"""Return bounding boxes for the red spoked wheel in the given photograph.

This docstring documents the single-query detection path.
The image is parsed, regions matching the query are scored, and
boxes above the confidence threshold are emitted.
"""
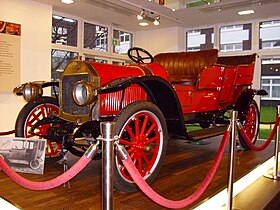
[15,97,62,157]
[114,101,167,193]
[238,99,260,150]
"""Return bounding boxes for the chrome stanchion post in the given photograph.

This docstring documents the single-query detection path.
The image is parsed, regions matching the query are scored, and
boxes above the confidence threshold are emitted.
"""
[98,122,118,210]
[226,110,238,210]
[264,105,280,179]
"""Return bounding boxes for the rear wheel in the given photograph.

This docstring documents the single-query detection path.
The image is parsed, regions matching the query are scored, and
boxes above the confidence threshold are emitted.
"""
[114,101,168,193]
[15,97,62,158]
[238,99,260,150]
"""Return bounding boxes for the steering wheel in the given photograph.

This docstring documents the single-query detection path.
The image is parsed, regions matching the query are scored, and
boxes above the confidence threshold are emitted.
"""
[127,47,154,63]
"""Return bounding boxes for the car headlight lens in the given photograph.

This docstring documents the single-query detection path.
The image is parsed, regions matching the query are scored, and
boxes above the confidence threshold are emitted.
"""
[22,82,43,102]
[73,81,97,106]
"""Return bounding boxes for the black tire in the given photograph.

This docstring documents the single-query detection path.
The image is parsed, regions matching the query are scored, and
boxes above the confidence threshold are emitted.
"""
[15,97,62,158]
[113,101,168,193]
[199,122,210,129]
[238,99,260,150]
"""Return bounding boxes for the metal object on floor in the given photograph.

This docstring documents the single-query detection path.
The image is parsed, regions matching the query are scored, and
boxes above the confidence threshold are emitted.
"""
[264,105,280,180]
[98,122,118,210]
[57,152,71,188]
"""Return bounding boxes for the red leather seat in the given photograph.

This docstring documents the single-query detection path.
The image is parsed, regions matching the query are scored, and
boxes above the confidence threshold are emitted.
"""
[154,49,218,85]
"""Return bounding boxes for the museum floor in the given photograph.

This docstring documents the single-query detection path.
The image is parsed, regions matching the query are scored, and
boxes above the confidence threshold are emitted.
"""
[0,135,279,210]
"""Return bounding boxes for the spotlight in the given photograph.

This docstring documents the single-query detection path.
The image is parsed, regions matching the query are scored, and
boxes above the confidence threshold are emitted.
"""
[137,14,143,20]
[153,16,160,26]
[137,10,146,20]
[137,9,160,27]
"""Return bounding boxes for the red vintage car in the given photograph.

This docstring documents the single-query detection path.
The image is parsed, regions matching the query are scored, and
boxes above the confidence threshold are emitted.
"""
[13,47,265,192]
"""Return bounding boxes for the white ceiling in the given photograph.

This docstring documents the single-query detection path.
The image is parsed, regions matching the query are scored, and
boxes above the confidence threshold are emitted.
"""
[32,0,280,31]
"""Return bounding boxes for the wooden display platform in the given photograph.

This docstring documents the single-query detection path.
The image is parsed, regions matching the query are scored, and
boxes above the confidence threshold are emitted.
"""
[0,135,278,210]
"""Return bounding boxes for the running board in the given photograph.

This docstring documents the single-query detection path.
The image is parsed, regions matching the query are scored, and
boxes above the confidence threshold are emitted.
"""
[188,125,228,141]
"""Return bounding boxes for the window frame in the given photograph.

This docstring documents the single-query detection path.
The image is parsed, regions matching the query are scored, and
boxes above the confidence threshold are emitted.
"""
[261,76,280,100]
[259,20,280,50]
[186,27,214,52]
[219,23,252,52]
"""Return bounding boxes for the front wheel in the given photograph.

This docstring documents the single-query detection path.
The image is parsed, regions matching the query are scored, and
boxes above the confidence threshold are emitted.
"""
[15,97,62,158]
[238,99,260,150]
[114,101,168,193]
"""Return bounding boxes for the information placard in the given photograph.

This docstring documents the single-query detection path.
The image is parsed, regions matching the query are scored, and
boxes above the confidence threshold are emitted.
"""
[0,21,21,92]
[0,137,46,175]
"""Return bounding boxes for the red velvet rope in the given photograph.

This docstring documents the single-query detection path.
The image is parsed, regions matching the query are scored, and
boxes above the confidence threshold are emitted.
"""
[0,130,15,136]
[238,117,279,151]
[0,155,91,190]
[122,130,230,209]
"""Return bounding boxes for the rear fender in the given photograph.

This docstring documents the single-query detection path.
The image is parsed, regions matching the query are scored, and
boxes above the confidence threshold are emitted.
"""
[235,88,267,116]
[99,76,190,139]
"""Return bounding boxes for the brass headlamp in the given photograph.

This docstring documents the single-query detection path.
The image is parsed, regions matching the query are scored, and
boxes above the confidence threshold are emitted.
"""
[72,80,98,106]
[22,82,43,102]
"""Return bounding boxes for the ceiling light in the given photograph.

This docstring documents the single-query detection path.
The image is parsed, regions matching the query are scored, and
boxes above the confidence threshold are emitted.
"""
[60,0,75,4]
[238,10,255,15]
[137,14,144,20]
[137,10,146,20]
[139,22,149,26]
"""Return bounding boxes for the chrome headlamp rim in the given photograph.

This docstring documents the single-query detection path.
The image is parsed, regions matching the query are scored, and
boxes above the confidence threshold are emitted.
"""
[72,80,97,106]
[22,82,43,102]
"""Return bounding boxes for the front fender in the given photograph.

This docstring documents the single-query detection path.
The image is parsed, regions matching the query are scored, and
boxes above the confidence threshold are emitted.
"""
[99,76,190,139]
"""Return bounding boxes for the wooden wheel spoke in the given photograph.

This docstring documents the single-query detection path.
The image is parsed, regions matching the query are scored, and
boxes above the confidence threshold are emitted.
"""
[119,138,133,146]
[145,122,156,137]
[145,136,158,145]
[135,115,140,137]
[140,116,148,136]
[125,124,137,142]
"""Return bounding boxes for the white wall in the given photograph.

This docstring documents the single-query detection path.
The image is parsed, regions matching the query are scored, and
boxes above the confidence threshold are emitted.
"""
[135,26,185,55]
[0,0,52,132]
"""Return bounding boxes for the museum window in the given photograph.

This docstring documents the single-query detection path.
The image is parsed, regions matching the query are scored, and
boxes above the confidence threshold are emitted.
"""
[112,29,133,54]
[219,23,252,52]
[259,58,280,139]
[51,49,79,80]
[260,58,280,101]
[259,20,280,49]
[261,77,280,100]
[51,14,133,88]
[186,28,214,52]
[84,22,108,52]
[52,15,78,46]
[51,49,79,95]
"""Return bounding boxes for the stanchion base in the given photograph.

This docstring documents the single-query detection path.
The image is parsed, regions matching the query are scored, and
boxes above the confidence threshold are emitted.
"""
[263,169,280,180]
